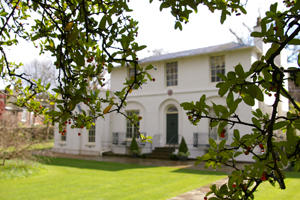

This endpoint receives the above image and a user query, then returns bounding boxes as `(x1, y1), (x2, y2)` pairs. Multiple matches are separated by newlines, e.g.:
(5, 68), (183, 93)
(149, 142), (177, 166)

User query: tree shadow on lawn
(171, 168), (227, 176)
(39, 156), (158, 171)
(39, 156), (228, 175)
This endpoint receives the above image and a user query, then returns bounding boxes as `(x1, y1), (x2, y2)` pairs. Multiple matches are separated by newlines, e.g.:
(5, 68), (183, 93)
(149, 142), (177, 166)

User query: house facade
(52, 39), (288, 162)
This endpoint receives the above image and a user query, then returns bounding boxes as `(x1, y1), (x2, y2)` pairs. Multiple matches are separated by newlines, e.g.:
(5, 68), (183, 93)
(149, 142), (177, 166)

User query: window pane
(166, 62), (178, 86)
(211, 55), (225, 83)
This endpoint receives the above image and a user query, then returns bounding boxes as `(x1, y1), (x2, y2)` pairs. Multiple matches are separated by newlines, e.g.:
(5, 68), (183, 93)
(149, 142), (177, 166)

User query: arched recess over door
(166, 106), (178, 144)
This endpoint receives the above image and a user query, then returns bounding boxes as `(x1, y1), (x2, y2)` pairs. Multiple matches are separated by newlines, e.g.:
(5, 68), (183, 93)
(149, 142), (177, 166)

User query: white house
(52, 22), (288, 161)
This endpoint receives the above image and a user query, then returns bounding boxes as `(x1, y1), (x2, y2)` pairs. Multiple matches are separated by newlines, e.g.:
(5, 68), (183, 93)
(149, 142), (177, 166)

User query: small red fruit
(221, 129), (226, 134)
(269, 86), (274, 90)
(39, 105), (42, 109)
(244, 151), (249, 155)
(274, 94), (277, 97)
(188, 116), (192, 120)
(261, 149), (265, 152)
(268, 93), (272, 97)
(69, 122), (71, 124)
(261, 173), (267, 181)
(152, 78), (155, 82)
(259, 143), (264, 149)
(81, 125), (84, 129)
(247, 146), (251, 151)
(64, 129), (67, 132)
(232, 184), (236, 188)
(220, 133), (225, 138)
(204, 197), (207, 200)
(78, 133), (81, 136)
(62, 132), (65, 135)
(138, 116), (142, 120)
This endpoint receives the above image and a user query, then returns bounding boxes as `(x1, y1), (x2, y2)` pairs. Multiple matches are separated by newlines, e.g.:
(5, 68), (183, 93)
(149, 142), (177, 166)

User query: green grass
(0, 157), (226, 200)
(0, 159), (44, 180)
(254, 172), (300, 200)
(1, 141), (54, 152)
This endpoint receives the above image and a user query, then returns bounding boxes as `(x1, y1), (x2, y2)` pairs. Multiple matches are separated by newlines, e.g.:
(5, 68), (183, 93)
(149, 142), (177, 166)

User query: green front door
(166, 113), (178, 144)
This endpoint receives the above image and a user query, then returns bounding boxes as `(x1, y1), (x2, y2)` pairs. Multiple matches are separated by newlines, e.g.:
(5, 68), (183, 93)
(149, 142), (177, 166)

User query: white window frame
(166, 61), (178, 87)
(126, 110), (140, 139)
(21, 108), (27, 122)
(210, 55), (225, 83)
(88, 111), (96, 143)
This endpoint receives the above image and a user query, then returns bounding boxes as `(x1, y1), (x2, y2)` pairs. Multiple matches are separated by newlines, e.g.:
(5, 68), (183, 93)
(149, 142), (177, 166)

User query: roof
(138, 42), (253, 64)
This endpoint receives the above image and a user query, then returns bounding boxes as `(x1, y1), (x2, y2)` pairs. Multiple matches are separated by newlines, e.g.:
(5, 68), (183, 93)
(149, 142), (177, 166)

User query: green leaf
(99, 15), (107, 29)
(235, 64), (244, 78)
(145, 64), (154, 71)
(288, 39), (300, 45)
(251, 32), (264, 37)
(219, 139), (226, 150)
(273, 121), (288, 130)
(230, 98), (242, 113)
(226, 91), (233, 108)
(209, 139), (218, 149)
(233, 129), (240, 140)
(180, 102), (195, 110)
(159, 2), (170, 11)
(174, 21), (182, 30)
(219, 82), (231, 97)
(241, 93), (255, 106)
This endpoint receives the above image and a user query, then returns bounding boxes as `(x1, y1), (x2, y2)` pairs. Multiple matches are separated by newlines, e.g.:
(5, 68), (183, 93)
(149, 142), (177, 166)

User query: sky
(1, 0), (285, 89)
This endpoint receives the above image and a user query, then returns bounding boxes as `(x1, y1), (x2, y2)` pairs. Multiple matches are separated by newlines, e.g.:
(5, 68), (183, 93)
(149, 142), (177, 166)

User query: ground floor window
(88, 111), (96, 143)
(208, 108), (228, 142)
(61, 124), (67, 142)
(126, 110), (140, 139)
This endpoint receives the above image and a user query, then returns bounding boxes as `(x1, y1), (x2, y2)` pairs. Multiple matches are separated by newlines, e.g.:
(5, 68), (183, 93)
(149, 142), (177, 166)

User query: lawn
(0, 157), (226, 200)
(254, 171), (300, 200)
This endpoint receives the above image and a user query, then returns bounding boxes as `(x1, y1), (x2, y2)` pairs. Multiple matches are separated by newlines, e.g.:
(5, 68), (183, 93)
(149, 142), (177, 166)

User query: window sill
(59, 142), (66, 146)
(86, 143), (95, 148)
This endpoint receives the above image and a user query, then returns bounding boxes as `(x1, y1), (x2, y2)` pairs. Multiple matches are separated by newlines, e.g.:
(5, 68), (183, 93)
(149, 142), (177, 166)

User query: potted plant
(129, 137), (140, 158)
(177, 137), (190, 161)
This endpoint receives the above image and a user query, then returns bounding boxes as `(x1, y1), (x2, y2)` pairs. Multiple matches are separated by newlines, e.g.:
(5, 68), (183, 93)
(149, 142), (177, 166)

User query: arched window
(167, 106), (178, 113)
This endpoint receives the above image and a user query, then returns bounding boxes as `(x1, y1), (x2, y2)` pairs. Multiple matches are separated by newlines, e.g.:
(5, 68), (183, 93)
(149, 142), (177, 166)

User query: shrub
(129, 137), (140, 155)
(178, 137), (188, 153)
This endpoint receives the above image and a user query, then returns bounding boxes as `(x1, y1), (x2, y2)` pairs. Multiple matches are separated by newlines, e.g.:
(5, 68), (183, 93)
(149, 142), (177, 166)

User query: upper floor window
(166, 62), (178, 86)
(128, 68), (138, 90)
(126, 110), (140, 139)
(211, 55), (225, 82)
(88, 111), (96, 143)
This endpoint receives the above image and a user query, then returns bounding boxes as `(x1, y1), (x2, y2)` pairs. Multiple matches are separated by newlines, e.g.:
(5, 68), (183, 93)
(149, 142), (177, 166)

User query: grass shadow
(171, 168), (227, 176)
(39, 156), (158, 171)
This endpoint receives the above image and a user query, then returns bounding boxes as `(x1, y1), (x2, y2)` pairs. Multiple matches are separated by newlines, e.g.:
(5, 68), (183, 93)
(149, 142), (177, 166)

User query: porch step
(147, 147), (176, 159)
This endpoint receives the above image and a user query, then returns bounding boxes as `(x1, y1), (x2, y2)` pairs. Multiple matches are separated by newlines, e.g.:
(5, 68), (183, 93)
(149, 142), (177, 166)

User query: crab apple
(220, 133), (225, 138)
(152, 78), (155, 82)
(204, 197), (207, 200)
(188, 115), (192, 120)
(69, 122), (71, 124)
(269, 86), (274, 90)
(232, 184), (236, 188)
(268, 93), (272, 97)
(78, 133), (81, 136)
(221, 129), (226, 134)
(39, 105), (42, 109)
(62, 132), (65, 135)
(261, 173), (267, 181)
(34, 115), (37, 117)
(244, 151), (249, 155)
(261, 149), (265, 152)
(247, 146), (251, 151)
(259, 143), (264, 149)
(64, 129), (67, 132)
(138, 116), (142, 120)
(81, 125), (84, 129)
